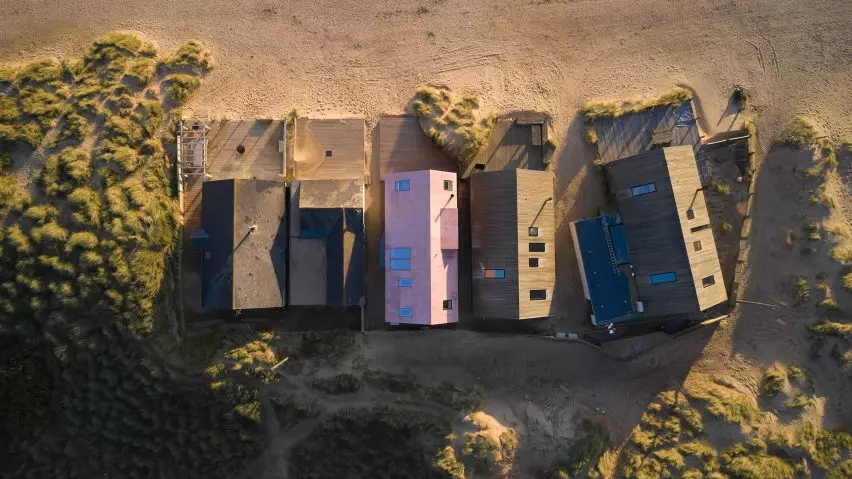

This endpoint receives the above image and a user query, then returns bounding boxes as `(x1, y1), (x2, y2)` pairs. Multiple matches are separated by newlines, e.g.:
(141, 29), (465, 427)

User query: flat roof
(572, 214), (637, 324)
(593, 101), (700, 164)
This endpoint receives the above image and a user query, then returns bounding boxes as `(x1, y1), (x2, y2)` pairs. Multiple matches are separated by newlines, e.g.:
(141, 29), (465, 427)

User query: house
(383, 170), (459, 326)
(571, 146), (727, 325)
(195, 179), (287, 310)
(470, 169), (555, 319)
(460, 114), (551, 178)
(293, 117), (365, 180)
(288, 179), (365, 307)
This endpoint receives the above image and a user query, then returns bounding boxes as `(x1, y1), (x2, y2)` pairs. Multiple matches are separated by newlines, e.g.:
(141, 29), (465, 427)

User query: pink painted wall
(384, 170), (458, 325)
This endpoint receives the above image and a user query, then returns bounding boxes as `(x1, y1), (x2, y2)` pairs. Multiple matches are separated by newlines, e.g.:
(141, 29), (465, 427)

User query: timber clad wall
(605, 146), (726, 317)
(471, 169), (555, 319)
(665, 147), (728, 310)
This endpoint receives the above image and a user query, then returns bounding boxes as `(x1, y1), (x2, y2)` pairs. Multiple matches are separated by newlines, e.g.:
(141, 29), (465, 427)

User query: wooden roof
(470, 169), (555, 319)
(605, 146), (726, 316)
(461, 119), (546, 178)
(294, 118), (365, 180)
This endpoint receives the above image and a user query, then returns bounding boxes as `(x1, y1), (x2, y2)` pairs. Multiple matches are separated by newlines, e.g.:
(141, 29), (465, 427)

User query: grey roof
(201, 179), (287, 310)
(604, 146), (726, 317)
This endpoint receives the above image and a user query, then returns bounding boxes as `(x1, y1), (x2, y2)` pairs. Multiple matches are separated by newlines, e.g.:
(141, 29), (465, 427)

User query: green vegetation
(831, 247), (852, 263)
(721, 441), (795, 479)
(311, 373), (362, 395)
(804, 222), (821, 241)
(778, 117), (817, 147)
(843, 272), (852, 293)
(794, 276), (810, 303)
(545, 418), (611, 477)
(290, 406), (456, 478)
(163, 40), (214, 73)
(411, 85), (497, 168)
(809, 320), (852, 338)
(816, 283), (838, 308)
(709, 179), (732, 195)
(165, 74), (201, 105)
(269, 392), (320, 428)
(718, 221), (733, 235)
(760, 364), (787, 397)
(364, 369), (482, 412)
(0, 33), (243, 478)
(582, 88), (692, 121)
(685, 375), (758, 426)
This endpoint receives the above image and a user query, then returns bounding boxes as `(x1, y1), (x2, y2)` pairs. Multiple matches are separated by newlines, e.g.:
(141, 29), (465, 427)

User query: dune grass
(165, 74), (201, 105)
(310, 373), (362, 395)
(162, 41), (214, 73)
(808, 320), (852, 338)
(582, 88), (692, 121)
(761, 365), (788, 397)
(778, 117), (818, 147)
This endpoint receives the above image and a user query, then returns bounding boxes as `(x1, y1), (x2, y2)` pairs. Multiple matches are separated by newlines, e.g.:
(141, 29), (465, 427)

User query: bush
(808, 320), (852, 338)
(39, 148), (92, 196)
(126, 58), (157, 86)
(0, 95), (20, 122)
(760, 365), (787, 397)
(0, 176), (31, 216)
(97, 141), (140, 173)
(163, 41), (214, 72)
(103, 114), (145, 148)
(843, 272), (852, 293)
(30, 221), (69, 245)
(165, 74), (201, 105)
(66, 231), (99, 251)
(23, 204), (59, 224)
(463, 434), (500, 473)
(58, 111), (88, 141)
(85, 32), (145, 64)
(778, 117), (817, 147)
(709, 180), (732, 195)
(685, 375), (758, 426)
(67, 187), (101, 227)
(15, 58), (63, 86)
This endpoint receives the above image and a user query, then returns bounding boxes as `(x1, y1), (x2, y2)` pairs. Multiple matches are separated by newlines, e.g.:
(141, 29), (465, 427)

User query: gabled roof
(201, 179), (287, 310)
(604, 146), (727, 317)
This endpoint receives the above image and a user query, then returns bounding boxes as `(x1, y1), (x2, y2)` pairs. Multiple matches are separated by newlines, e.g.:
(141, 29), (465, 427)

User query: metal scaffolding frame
(177, 118), (210, 178)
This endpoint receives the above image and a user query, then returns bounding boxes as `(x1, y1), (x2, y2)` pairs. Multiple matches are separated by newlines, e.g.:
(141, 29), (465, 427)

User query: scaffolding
(177, 117), (210, 178)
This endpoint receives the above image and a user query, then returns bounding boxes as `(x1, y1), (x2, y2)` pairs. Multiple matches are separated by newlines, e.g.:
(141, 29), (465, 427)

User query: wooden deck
(377, 116), (457, 177)
(462, 119), (546, 178)
(593, 101), (701, 164)
(294, 118), (365, 180)
(181, 177), (204, 316)
(206, 120), (285, 180)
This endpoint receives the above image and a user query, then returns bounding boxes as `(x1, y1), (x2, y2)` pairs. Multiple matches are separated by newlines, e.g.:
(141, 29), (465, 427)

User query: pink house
(384, 170), (459, 326)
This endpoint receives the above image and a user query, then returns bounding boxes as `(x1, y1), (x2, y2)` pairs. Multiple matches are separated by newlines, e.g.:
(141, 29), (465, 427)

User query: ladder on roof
(601, 216), (618, 274)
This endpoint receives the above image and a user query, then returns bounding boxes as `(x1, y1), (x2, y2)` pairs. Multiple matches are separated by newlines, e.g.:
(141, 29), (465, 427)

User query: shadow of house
(197, 179), (287, 310)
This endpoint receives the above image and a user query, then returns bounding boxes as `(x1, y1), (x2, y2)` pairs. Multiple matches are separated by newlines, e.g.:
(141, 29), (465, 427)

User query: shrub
(135, 99), (165, 135)
(21, 205), (58, 227)
(0, 65), (17, 83)
(4, 224), (32, 254)
(831, 247), (852, 263)
(97, 141), (140, 173)
(685, 376), (758, 426)
(463, 434), (500, 473)
(786, 365), (807, 382)
(709, 179), (732, 195)
(126, 58), (157, 86)
(0, 122), (44, 148)
(718, 222), (733, 235)
(165, 74), (201, 105)
(794, 276), (810, 303)
(30, 221), (69, 245)
(585, 127), (598, 144)
(66, 231), (99, 251)
(163, 41), (214, 72)
(15, 58), (63, 86)
(58, 111), (88, 141)
(760, 365), (787, 397)
(808, 320), (852, 338)
(103, 115), (145, 148)
(0, 175), (30, 216)
(0, 95), (20, 122)
(778, 117), (817, 147)
(85, 32), (145, 64)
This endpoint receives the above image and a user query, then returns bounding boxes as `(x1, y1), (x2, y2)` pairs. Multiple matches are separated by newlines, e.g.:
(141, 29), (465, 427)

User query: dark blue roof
(200, 180), (234, 310)
(573, 213), (639, 325)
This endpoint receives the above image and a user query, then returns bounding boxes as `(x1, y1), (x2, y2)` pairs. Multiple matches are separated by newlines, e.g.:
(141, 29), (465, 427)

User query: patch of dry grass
(778, 117), (818, 147)
(761, 364), (787, 397)
(582, 87), (692, 121)
(808, 320), (852, 338)
(685, 375), (759, 426)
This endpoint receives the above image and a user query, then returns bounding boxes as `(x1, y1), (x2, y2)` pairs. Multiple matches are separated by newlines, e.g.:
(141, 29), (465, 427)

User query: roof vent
(236, 144), (246, 154)
(325, 150), (333, 157)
